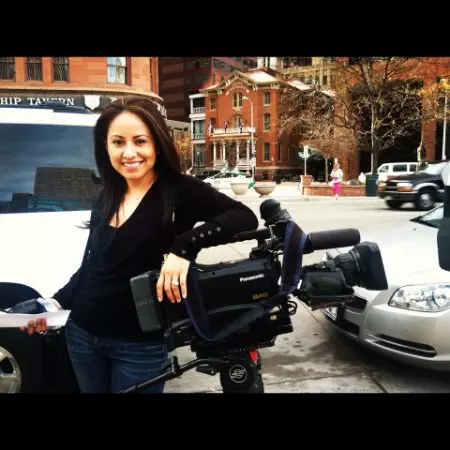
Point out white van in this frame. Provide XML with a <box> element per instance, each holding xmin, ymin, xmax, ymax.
<box><xmin>359</xmin><ymin>162</ymin><xmax>418</xmax><ymax>184</ymax></box>
<box><xmin>377</xmin><ymin>162</ymin><xmax>419</xmax><ymax>182</ymax></box>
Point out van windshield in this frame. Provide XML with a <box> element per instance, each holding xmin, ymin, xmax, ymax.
<box><xmin>0</xmin><ymin>107</ymin><xmax>100</xmax><ymax>214</ymax></box>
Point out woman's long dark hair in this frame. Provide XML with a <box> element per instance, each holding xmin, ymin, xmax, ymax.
<box><xmin>87</xmin><ymin>95</ymin><xmax>182</xmax><ymax>229</ymax></box>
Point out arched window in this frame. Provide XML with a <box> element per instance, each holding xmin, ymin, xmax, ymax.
<box><xmin>233</xmin><ymin>93</ymin><xmax>243</xmax><ymax>108</ymax></box>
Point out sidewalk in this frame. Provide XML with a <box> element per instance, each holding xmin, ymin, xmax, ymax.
<box><xmin>218</xmin><ymin>183</ymin><xmax>377</xmax><ymax>201</ymax></box>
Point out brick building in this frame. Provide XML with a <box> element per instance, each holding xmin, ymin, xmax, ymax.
<box><xmin>0</xmin><ymin>56</ymin><xmax>161</xmax><ymax>112</ymax></box>
<box><xmin>159</xmin><ymin>57</ymin><xmax>257</xmax><ymax>122</ymax></box>
<box><xmin>190</xmin><ymin>64</ymin><xmax>323</xmax><ymax>180</ymax></box>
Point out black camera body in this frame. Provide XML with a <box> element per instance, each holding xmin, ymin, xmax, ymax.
<box><xmin>130</xmin><ymin>253</ymin><xmax>295</xmax><ymax>356</ymax></box>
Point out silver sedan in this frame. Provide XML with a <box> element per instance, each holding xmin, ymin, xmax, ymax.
<box><xmin>321</xmin><ymin>205</ymin><xmax>450</xmax><ymax>371</ymax></box>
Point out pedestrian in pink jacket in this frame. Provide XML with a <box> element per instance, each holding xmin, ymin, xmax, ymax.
<box><xmin>330</xmin><ymin>162</ymin><xmax>343</xmax><ymax>199</ymax></box>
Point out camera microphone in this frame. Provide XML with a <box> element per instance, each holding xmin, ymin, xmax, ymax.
<box><xmin>305</xmin><ymin>228</ymin><xmax>361</xmax><ymax>253</ymax></box>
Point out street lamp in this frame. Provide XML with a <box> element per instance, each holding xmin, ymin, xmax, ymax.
<box><xmin>440</xmin><ymin>77</ymin><xmax>449</xmax><ymax>161</ymax></box>
<box><xmin>242</xmin><ymin>95</ymin><xmax>255</xmax><ymax>178</ymax></box>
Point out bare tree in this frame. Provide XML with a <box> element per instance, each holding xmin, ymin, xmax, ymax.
<box><xmin>280</xmin><ymin>57</ymin><xmax>443</xmax><ymax>174</ymax></box>
<box><xmin>279</xmin><ymin>82</ymin><xmax>356</xmax><ymax>179</ymax></box>
<box><xmin>174</xmin><ymin>131</ymin><xmax>192</xmax><ymax>173</ymax></box>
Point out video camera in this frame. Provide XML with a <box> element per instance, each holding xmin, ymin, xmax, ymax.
<box><xmin>121</xmin><ymin>199</ymin><xmax>388</xmax><ymax>393</ymax></box>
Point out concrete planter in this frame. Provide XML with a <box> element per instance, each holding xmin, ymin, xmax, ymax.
<box><xmin>253</xmin><ymin>182</ymin><xmax>276</xmax><ymax>197</ymax></box>
<box><xmin>230</xmin><ymin>180</ymin><xmax>250</xmax><ymax>196</ymax></box>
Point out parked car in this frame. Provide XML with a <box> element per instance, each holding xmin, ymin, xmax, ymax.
<box><xmin>378</xmin><ymin>160</ymin><xmax>448</xmax><ymax>210</ymax></box>
<box><xmin>203</xmin><ymin>170</ymin><xmax>253</xmax><ymax>188</ymax></box>
<box><xmin>0</xmin><ymin>104</ymin><xmax>98</xmax><ymax>393</ymax></box>
<box><xmin>321</xmin><ymin>203</ymin><xmax>450</xmax><ymax>371</ymax></box>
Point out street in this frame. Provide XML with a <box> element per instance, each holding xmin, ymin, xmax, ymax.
<box><xmin>164</xmin><ymin>192</ymin><xmax>450</xmax><ymax>393</ymax></box>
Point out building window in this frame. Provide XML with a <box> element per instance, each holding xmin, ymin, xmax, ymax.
<box><xmin>232</xmin><ymin>115</ymin><xmax>242</xmax><ymax>128</ymax></box>
<box><xmin>210</xmin><ymin>97</ymin><xmax>216</xmax><ymax>110</ymax></box>
<box><xmin>264</xmin><ymin>143</ymin><xmax>270</xmax><ymax>161</ymax></box>
<box><xmin>0</xmin><ymin>57</ymin><xmax>15</xmax><ymax>80</ymax></box>
<box><xmin>193</xmin><ymin>144</ymin><xmax>206</xmax><ymax>168</ymax></box>
<box><xmin>264</xmin><ymin>92</ymin><xmax>271</xmax><ymax>105</ymax></box>
<box><xmin>322</xmin><ymin>75</ymin><xmax>328</xmax><ymax>85</ymax></box>
<box><xmin>52</xmin><ymin>57</ymin><xmax>69</xmax><ymax>82</ymax></box>
<box><xmin>107</xmin><ymin>57</ymin><xmax>127</xmax><ymax>84</ymax></box>
<box><xmin>26</xmin><ymin>57</ymin><xmax>43</xmax><ymax>81</ymax></box>
<box><xmin>233</xmin><ymin>93</ymin><xmax>242</xmax><ymax>108</ymax></box>
<box><xmin>193</xmin><ymin>120</ymin><xmax>205</xmax><ymax>140</ymax></box>
<box><xmin>264</xmin><ymin>113</ymin><xmax>271</xmax><ymax>131</ymax></box>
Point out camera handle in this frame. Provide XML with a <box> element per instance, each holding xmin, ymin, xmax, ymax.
<box><xmin>117</xmin><ymin>355</ymin><xmax>231</xmax><ymax>394</ymax></box>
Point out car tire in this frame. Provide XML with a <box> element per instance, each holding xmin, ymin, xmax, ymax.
<box><xmin>0</xmin><ymin>283</ymin><xmax>46</xmax><ymax>393</ymax></box>
<box><xmin>415</xmin><ymin>188</ymin><xmax>436</xmax><ymax>211</ymax></box>
<box><xmin>386</xmin><ymin>200</ymin><xmax>403</xmax><ymax>209</ymax></box>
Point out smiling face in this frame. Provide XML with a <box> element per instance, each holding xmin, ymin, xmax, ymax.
<box><xmin>106</xmin><ymin>111</ymin><xmax>157</xmax><ymax>187</ymax></box>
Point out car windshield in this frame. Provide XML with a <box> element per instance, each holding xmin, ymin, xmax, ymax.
<box><xmin>0</xmin><ymin>107</ymin><xmax>100</xmax><ymax>214</ymax></box>
<box><xmin>413</xmin><ymin>205</ymin><xmax>444</xmax><ymax>228</ymax></box>
<box><xmin>419</xmin><ymin>161</ymin><xmax>447</xmax><ymax>175</ymax></box>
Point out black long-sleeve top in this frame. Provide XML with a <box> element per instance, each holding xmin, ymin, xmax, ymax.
<box><xmin>52</xmin><ymin>174</ymin><xmax>258</xmax><ymax>340</ymax></box>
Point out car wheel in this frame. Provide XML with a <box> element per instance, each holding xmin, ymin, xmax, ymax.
<box><xmin>0</xmin><ymin>346</ymin><xmax>21</xmax><ymax>393</ymax></box>
<box><xmin>0</xmin><ymin>283</ymin><xmax>45</xmax><ymax>393</ymax></box>
<box><xmin>0</xmin><ymin>329</ymin><xmax>44</xmax><ymax>393</ymax></box>
<box><xmin>386</xmin><ymin>200</ymin><xmax>403</xmax><ymax>209</ymax></box>
<box><xmin>415</xmin><ymin>188</ymin><xmax>435</xmax><ymax>211</ymax></box>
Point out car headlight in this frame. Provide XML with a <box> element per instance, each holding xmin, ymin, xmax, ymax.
<box><xmin>388</xmin><ymin>284</ymin><xmax>450</xmax><ymax>312</ymax></box>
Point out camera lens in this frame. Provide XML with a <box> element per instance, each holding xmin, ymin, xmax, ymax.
<box><xmin>332</xmin><ymin>250</ymin><xmax>361</xmax><ymax>287</ymax></box>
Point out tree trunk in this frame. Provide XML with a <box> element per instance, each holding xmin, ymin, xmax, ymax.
<box><xmin>372</xmin><ymin>149</ymin><xmax>379</xmax><ymax>176</ymax></box>
<box><xmin>325</xmin><ymin>158</ymin><xmax>329</xmax><ymax>181</ymax></box>
<box><xmin>370</xmin><ymin>105</ymin><xmax>376</xmax><ymax>174</ymax></box>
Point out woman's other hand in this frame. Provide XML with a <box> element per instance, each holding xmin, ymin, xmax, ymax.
<box><xmin>157</xmin><ymin>253</ymin><xmax>190</xmax><ymax>303</ymax></box>
<box><xmin>20</xmin><ymin>318</ymin><xmax>48</xmax><ymax>335</ymax></box>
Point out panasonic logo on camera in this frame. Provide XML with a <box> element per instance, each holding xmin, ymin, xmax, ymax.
<box><xmin>240</xmin><ymin>273</ymin><xmax>265</xmax><ymax>283</ymax></box>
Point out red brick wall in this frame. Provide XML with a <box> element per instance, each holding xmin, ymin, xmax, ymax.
<box><xmin>0</xmin><ymin>57</ymin><xmax>158</xmax><ymax>97</ymax></box>
<box><xmin>304</xmin><ymin>185</ymin><xmax>365</xmax><ymax>196</ymax></box>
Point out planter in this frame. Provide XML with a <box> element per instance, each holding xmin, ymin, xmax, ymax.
<box><xmin>230</xmin><ymin>180</ymin><xmax>250</xmax><ymax>196</ymax></box>
<box><xmin>253</xmin><ymin>182</ymin><xmax>276</xmax><ymax>197</ymax></box>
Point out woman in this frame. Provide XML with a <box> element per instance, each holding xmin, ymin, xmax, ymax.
<box><xmin>330</xmin><ymin>162</ymin><xmax>344</xmax><ymax>199</ymax></box>
<box><xmin>21</xmin><ymin>95</ymin><xmax>258</xmax><ymax>393</ymax></box>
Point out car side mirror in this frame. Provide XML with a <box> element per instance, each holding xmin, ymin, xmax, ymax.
<box><xmin>438</xmin><ymin>162</ymin><xmax>450</xmax><ymax>271</ymax></box>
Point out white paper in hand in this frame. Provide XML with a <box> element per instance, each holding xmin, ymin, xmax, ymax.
<box><xmin>0</xmin><ymin>310</ymin><xmax>71</xmax><ymax>328</ymax></box>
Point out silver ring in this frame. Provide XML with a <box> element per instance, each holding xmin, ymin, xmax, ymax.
<box><xmin>171</xmin><ymin>279</ymin><xmax>179</xmax><ymax>285</ymax></box>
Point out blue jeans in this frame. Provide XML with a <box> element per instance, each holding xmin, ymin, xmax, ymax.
<box><xmin>65</xmin><ymin>318</ymin><xmax>168</xmax><ymax>393</ymax></box>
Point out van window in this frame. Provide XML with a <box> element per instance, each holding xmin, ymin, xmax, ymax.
<box><xmin>378</xmin><ymin>165</ymin><xmax>388</xmax><ymax>173</ymax></box>
<box><xmin>393</xmin><ymin>164</ymin><xmax>408</xmax><ymax>172</ymax></box>
<box><xmin>409</xmin><ymin>163</ymin><xmax>418</xmax><ymax>172</ymax></box>
<box><xmin>0</xmin><ymin>106</ymin><xmax>100</xmax><ymax>215</ymax></box>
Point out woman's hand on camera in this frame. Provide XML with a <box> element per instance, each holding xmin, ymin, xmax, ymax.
<box><xmin>20</xmin><ymin>318</ymin><xmax>48</xmax><ymax>335</ymax></box>
<box><xmin>157</xmin><ymin>253</ymin><xmax>190</xmax><ymax>303</ymax></box>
